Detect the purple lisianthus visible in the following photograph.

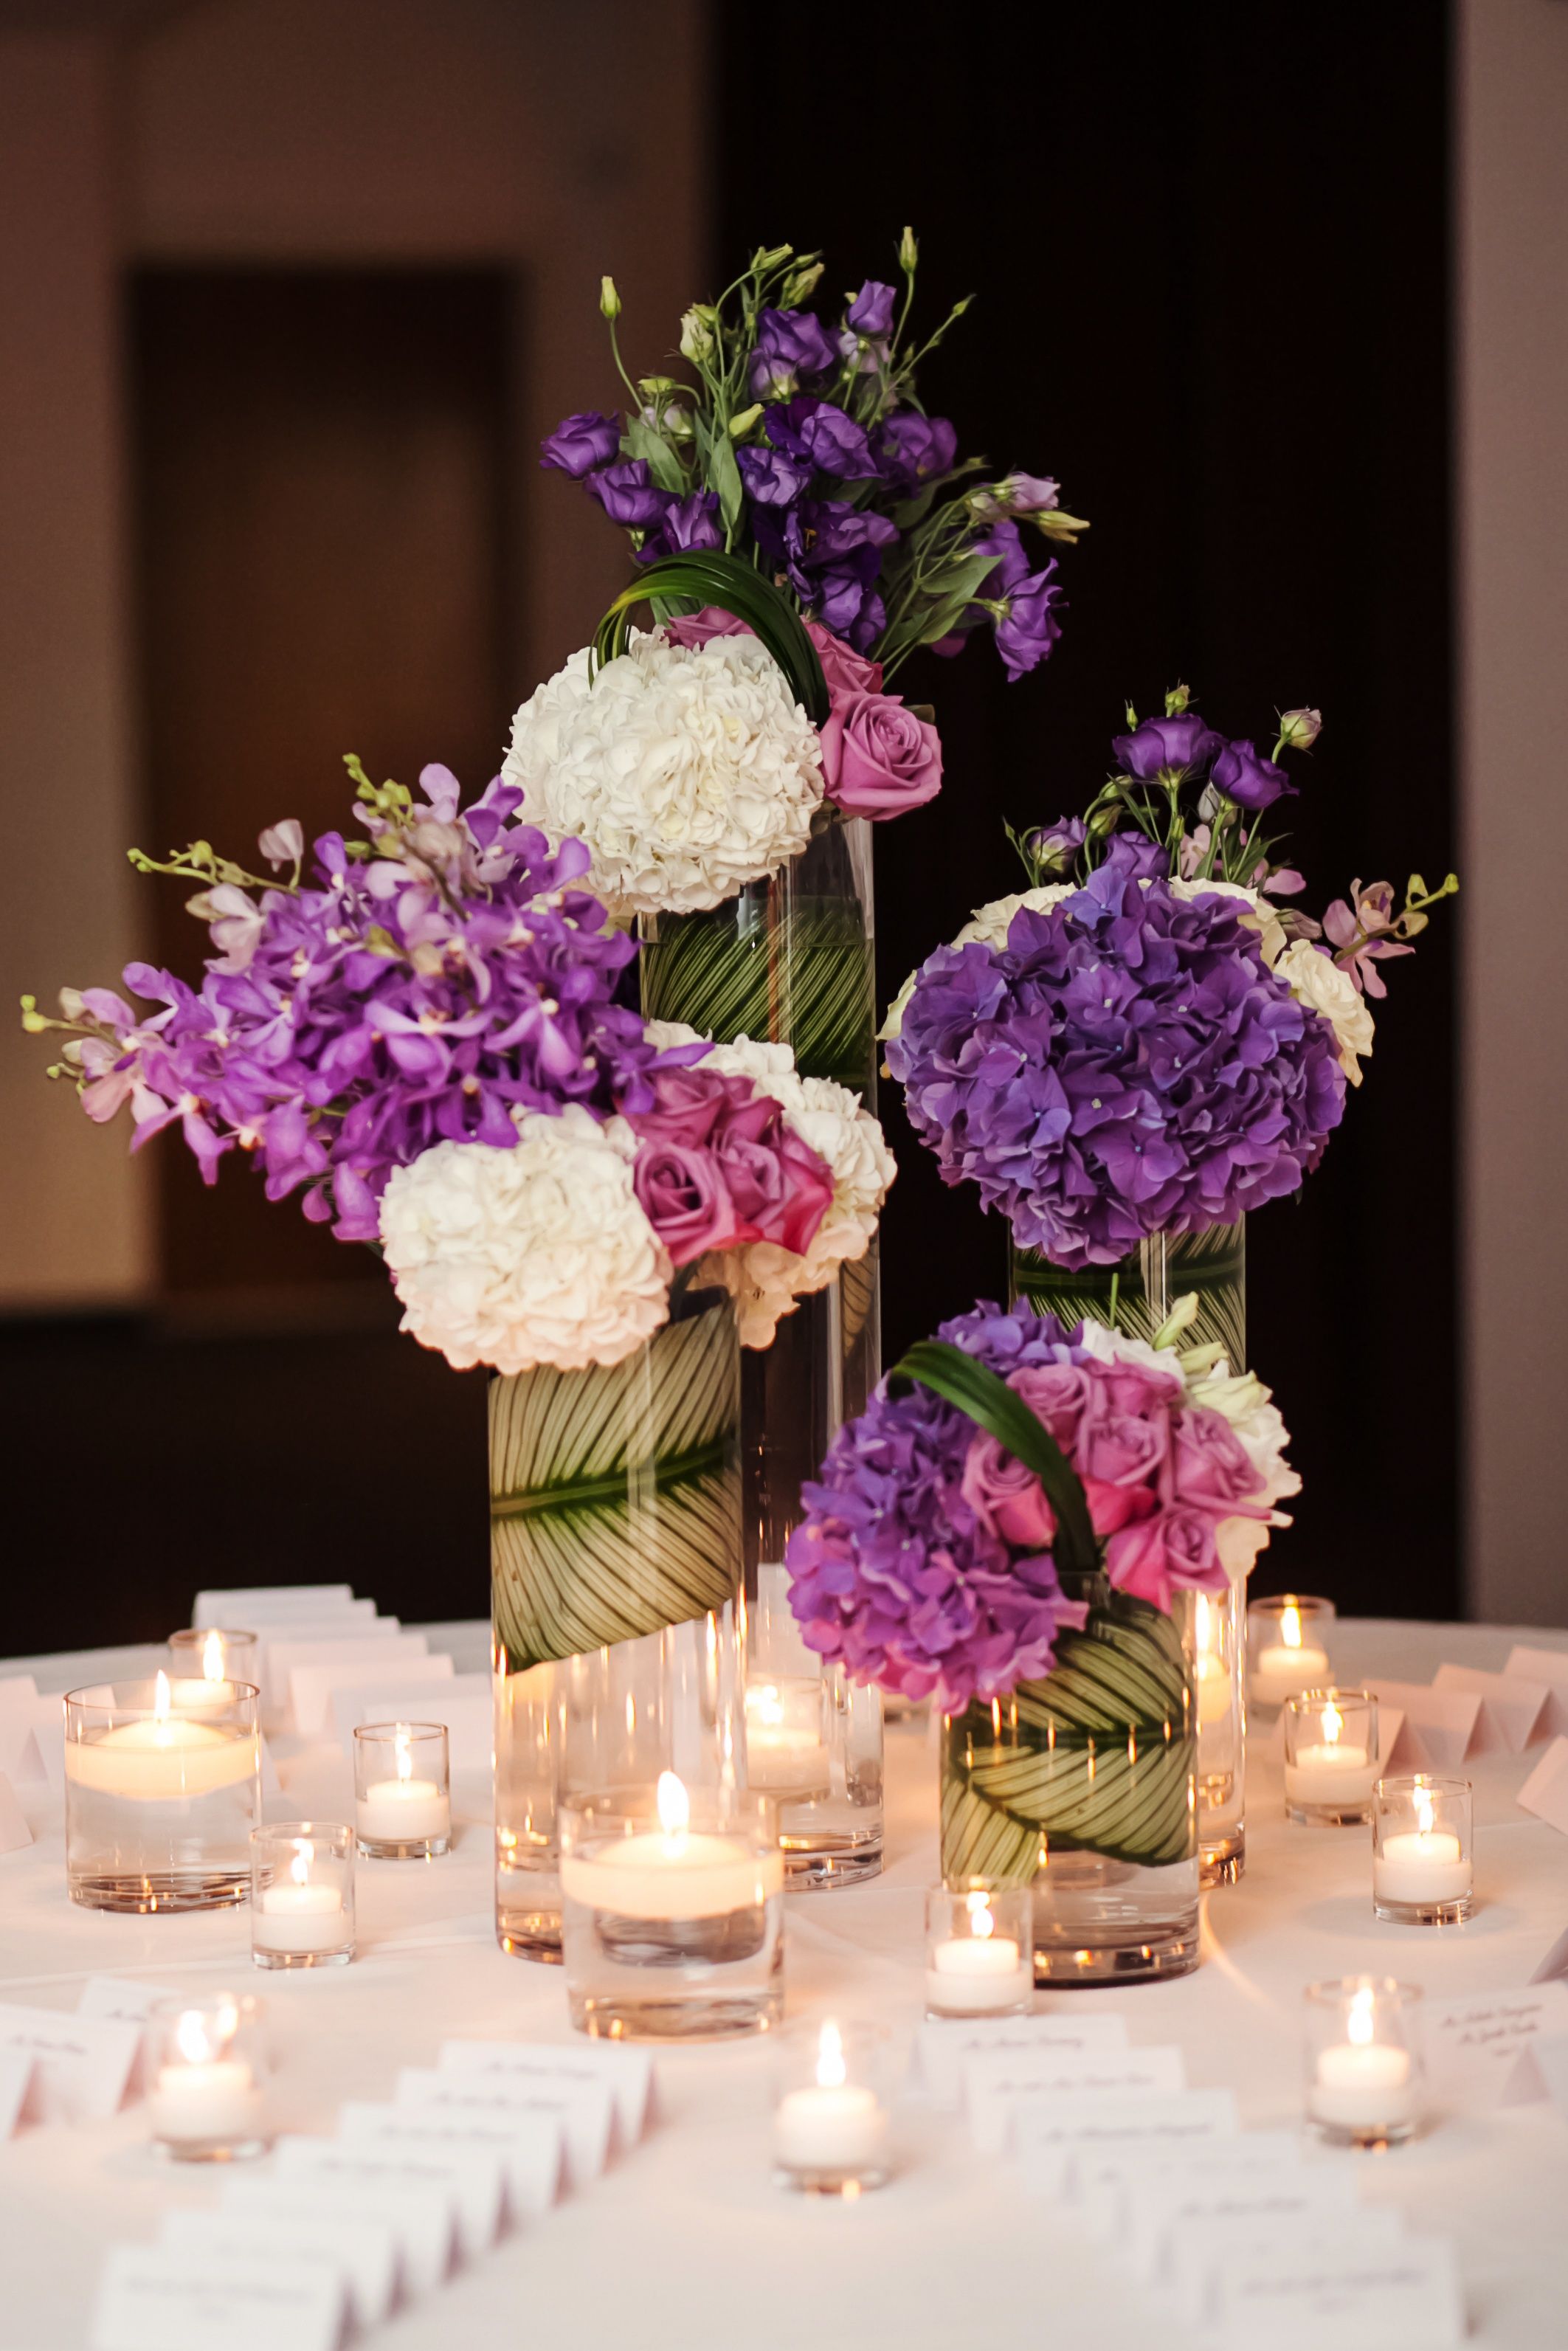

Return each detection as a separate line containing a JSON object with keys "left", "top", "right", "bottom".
{"left": 736, "top": 443, "right": 813, "bottom": 507}
{"left": 992, "top": 556, "right": 1065, "bottom": 680}
{"left": 747, "top": 306, "right": 839, "bottom": 398}
{"left": 640, "top": 490, "right": 722, "bottom": 558}
{"left": 584, "top": 459, "right": 670, "bottom": 529}
{"left": 886, "top": 837, "right": 1347, "bottom": 1266}
{"left": 1112, "top": 714, "right": 1225, "bottom": 779}
{"left": 539, "top": 410, "right": 621, "bottom": 478}
{"left": 877, "top": 410, "right": 959, "bottom": 491}
{"left": 1211, "top": 737, "right": 1296, "bottom": 812}
{"left": 846, "top": 280, "right": 898, "bottom": 338}
{"left": 971, "top": 473, "right": 1061, "bottom": 522}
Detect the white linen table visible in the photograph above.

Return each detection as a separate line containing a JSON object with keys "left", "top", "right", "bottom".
{"left": 2, "top": 1617, "right": 1567, "bottom": 2349}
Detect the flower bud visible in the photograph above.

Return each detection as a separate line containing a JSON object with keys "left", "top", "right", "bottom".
{"left": 1277, "top": 706, "right": 1322, "bottom": 750}
{"left": 753, "top": 244, "right": 794, "bottom": 272}
{"left": 1164, "top": 683, "right": 1191, "bottom": 715}
{"left": 678, "top": 306, "right": 714, "bottom": 363}
{"left": 781, "top": 260, "right": 823, "bottom": 307}
{"left": 1088, "top": 804, "right": 1122, "bottom": 838}
{"left": 899, "top": 224, "right": 919, "bottom": 273}
{"left": 599, "top": 275, "right": 622, "bottom": 323}
{"left": 728, "top": 402, "right": 764, "bottom": 439}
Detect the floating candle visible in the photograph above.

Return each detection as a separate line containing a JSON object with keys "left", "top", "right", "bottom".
{"left": 63, "top": 1671, "right": 258, "bottom": 1801}
{"left": 561, "top": 1771, "right": 781, "bottom": 1919}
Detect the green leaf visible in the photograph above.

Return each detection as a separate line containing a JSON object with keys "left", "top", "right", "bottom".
{"left": 889, "top": 1339, "right": 1099, "bottom": 1575}
{"left": 880, "top": 548, "right": 1001, "bottom": 661}
{"left": 623, "top": 415, "right": 687, "bottom": 494}
{"left": 890, "top": 483, "right": 939, "bottom": 531}
{"left": 708, "top": 432, "right": 745, "bottom": 532}
{"left": 594, "top": 550, "right": 829, "bottom": 726}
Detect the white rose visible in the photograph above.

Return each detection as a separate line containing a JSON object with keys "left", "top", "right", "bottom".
{"left": 1169, "top": 876, "right": 1288, "bottom": 969}
{"left": 1274, "top": 938, "right": 1375, "bottom": 1084}
{"left": 379, "top": 1106, "right": 670, "bottom": 1375}
{"left": 880, "top": 883, "right": 1077, "bottom": 1043}
{"left": 502, "top": 633, "right": 823, "bottom": 918}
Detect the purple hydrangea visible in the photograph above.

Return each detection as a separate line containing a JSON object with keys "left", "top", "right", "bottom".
{"left": 784, "top": 1304, "right": 1089, "bottom": 1708}
{"left": 885, "top": 837, "right": 1347, "bottom": 1266}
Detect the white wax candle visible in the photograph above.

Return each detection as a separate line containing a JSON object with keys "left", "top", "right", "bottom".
{"left": 925, "top": 1936, "right": 1032, "bottom": 2016}
{"left": 255, "top": 1882, "right": 349, "bottom": 1954}
{"left": 1374, "top": 1829, "right": 1470, "bottom": 1906}
{"left": 562, "top": 1830, "right": 782, "bottom": 1921}
{"left": 773, "top": 2082, "right": 887, "bottom": 2172}
{"left": 151, "top": 2058, "right": 264, "bottom": 2146}
{"left": 1285, "top": 1742, "right": 1376, "bottom": 1807}
{"left": 1195, "top": 1652, "right": 1232, "bottom": 1727}
{"left": 356, "top": 1778, "right": 449, "bottom": 1845}
{"left": 1309, "top": 2040, "right": 1416, "bottom": 2129}
{"left": 65, "top": 1716, "right": 258, "bottom": 1801}
{"left": 1251, "top": 1642, "right": 1330, "bottom": 1701}
{"left": 745, "top": 1679, "right": 830, "bottom": 1795}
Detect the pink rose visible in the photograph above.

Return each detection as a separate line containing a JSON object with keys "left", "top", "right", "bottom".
{"left": 663, "top": 606, "right": 753, "bottom": 652}
{"left": 804, "top": 619, "right": 883, "bottom": 699}
{"left": 632, "top": 1142, "right": 739, "bottom": 1266}
{"left": 960, "top": 1429, "right": 1057, "bottom": 1550}
{"left": 626, "top": 1066, "right": 833, "bottom": 1257}
{"left": 1106, "top": 1506, "right": 1227, "bottom": 1617}
{"left": 1007, "top": 1362, "right": 1092, "bottom": 1450}
{"left": 817, "top": 690, "right": 943, "bottom": 819}
{"left": 1083, "top": 1357, "right": 1184, "bottom": 1420}
{"left": 1165, "top": 1406, "right": 1266, "bottom": 1516}
{"left": 1077, "top": 1410, "right": 1168, "bottom": 1533}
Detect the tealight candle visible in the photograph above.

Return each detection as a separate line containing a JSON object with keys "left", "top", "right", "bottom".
{"left": 1283, "top": 1689, "right": 1379, "bottom": 1823}
{"left": 1372, "top": 1775, "right": 1473, "bottom": 1922}
{"left": 1247, "top": 1595, "right": 1334, "bottom": 1707}
{"left": 166, "top": 1627, "right": 258, "bottom": 1710}
{"left": 924, "top": 1882, "right": 1033, "bottom": 2017}
{"left": 745, "top": 1678, "right": 831, "bottom": 1796}
{"left": 773, "top": 2021, "right": 890, "bottom": 2192}
{"left": 353, "top": 1721, "right": 451, "bottom": 1857}
{"left": 1304, "top": 1978, "right": 1425, "bottom": 2147}
{"left": 250, "top": 1822, "right": 355, "bottom": 1967}
{"left": 148, "top": 1995, "right": 269, "bottom": 2161}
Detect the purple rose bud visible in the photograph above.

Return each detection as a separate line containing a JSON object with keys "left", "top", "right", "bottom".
{"left": 584, "top": 459, "right": 671, "bottom": 529}
{"left": 1111, "top": 714, "right": 1226, "bottom": 779}
{"left": 1211, "top": 737, "right": 1297, "bottom": 812}
{"left": 846, "top": 279, "right": 898, "bottom": 338}
{"left": 539, "top": 410, "right": 622, "bottom": 478}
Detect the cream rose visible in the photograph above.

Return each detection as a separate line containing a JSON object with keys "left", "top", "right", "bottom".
{"left": 1274, "top": 938, "right": 1375, "bottom": 1084}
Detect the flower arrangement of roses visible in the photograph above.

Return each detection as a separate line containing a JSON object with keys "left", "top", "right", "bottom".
{"left": 21, "top": 759, "right": 894, "bottom": 1373}
{"left": 784, "top": 1296, "right": 1297, "bottom": 1712}
{"left": 883, "top": 688, "right": 1457, "bottom": 1268}
{"left": 508, "top": 232, "right": 1086, "bottom": 917}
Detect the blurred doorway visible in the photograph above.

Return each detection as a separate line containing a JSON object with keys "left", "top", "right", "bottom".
{"left": 129, "top": 267, "right": 517, "bottom": 1308}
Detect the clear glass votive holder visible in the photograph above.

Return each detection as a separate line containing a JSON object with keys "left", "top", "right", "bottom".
{"left": 353, "top": 1721, "right": 451, "bottom": 1859}
{"left": 63, "top": 1674, "right": 260, "bottom": 1912}
{"left": 1246, "top": 1593, "right": 1336, "bottom": 1709}
{"left": 166, "top": 1627, "right": 259, "bottom": 1703}
{"left": 560, "top": 1777, "right": 783, "bottom": 2040}
{"left": 1303, "top": 1976, "right": 1426, "bottom": 2149}
{"left": 148, "top": 1992, "right": 270, "bottom": 2161}
{"left": 249, "top": 1820, "right": 355, "bottom": 1968}
{"left": 1283, "top": 1688, "right": 1380, "bottom": 1825}
{"left": 1372, "top": 1774, "right": 1474, "bottom": 1924}
{"left": 1193, "top": 1583, "right": 1246, "bottom": 1885}
{"left": 773, "top": 2019, "right": 891, "bottom": 2195}
{"left": 925, "top": 1882, "right": 1034, "bottom": 2018}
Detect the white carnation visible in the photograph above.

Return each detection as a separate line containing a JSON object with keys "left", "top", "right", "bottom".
{"left": 1274, "top": 937, "right": 1375, "bottom": 1085}
{"left": 502, "top": 633, "right": 823, "bottom": 918}
{"left": 1169, "top": 876, "right": 1288, "bottom": 968}
{"left": 379, "top": 1106, "right": 671, "bottom": 1375}
{"left": 880, "top": 883, "right": 1077, "bottom": 1043}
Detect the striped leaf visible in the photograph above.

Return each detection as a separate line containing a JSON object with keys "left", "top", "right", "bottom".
{"left": 593, "top": 550, "right": 830, "bottom": 726}
{"left": 489, "top": 1297, "right": 742, "bottom": 1674}
{"left": 940, "top": 1589, "right": 1197, "bottom": 1879}
{"left": 1012, "top": 1221, "right": 1246, "bottom": 1365}
{"left": 640, "top": 894, "right": 876, "bottom": 1096}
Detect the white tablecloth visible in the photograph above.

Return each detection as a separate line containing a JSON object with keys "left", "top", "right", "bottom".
{"left": 3, "top": 1618, "right": 1567, "bottom": 2350}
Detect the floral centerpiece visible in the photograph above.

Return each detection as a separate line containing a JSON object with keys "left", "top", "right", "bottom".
{"left": 784, "top": 1294, "right": 1297, "bottom": 1976}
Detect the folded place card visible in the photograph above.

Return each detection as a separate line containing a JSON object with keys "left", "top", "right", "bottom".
{"left": 436, "top": 2038, "right": 655, "bottom": 2142}
{"left": 0, "top": 1718, "right": 45, "bottom": 1786}
{"left": 0, "top": 1771, "right": 32, "bottom": 1853}
{"left": 1205, "top": 2233, "right": 1463, "bottom": 2349}
{"left": 0, "top": 1673, "right": 39, "bottom": 1705}
{"left": 967, "top": 2046, "right": 1185, "bottom": 2155}
{"left": 913, "top": 2012, "right": 1130, "bottom": 2108}
{"left": 221, "top": 2172, "right": 455, "bottom": 2299}
{"left": 77, "top": 1978, "right": 179, "bottom": 2100}
{"left": 1361, "top": 1679, "right": 1482, "bottom": 1770}
{"left": 1130, "top": 2162, "right": 1361, "bottom": 2284}
{"left": 159, "top": 2209, "right": 397, "bottom": 2332}
{"left": 1517, "top": 1738, "right": 1568, "bottom": 1836}
{"left": 396, "top": 2066, "right": 614, "bottom": 2189}
{"left": 1081, "top": 2130, "right": 1305, "bottom": 2237}
{"left": 1504, "top": 1644, "right": 1568, "bottom": 1737}
{"left": 1, "top": 1689, "right": 61, "bottom": 1786}
{"left": 91, "top": 2247, "right": 347, "bottom": 2351}
{"left": 1433, "top": 1662, "right": 1550, "bottom": 1753}
{"left": 1424, "top": 1981, "right": 1568, "bottom": 2106}
{"left": 0, "top": 2049, "right": 32, "bottom": 2139}
{"left": 334, "top": 1677, "right": 492, "bottom": 1775}
{"left": 288, "top": 1647, "right": 451, "bottom": 1739}
{"left": 1012, "top": 2087, "right": 1240, "bottom": 2194}
{"left": 272, "top": 2133, "right": 502, "bottom": 2262}
{"left": 336, "top": 2102, "right": 564, "bottom": 2222}
{"left": 1530, "top": 1921, "right": 1568, "bottom": 1984}
{"left": 193, "top": 1584, "right": 364, "bottom": 1623}
{"left": 264, "top": 1626, "right": 417, "bottom": 1721}
{"left": 0, "top": 2001, "right": 142, "bottom": 2123}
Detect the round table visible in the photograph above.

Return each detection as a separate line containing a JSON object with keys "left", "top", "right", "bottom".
{"left": 3, "top": 1616, "right": 1566, "bottom": 2348}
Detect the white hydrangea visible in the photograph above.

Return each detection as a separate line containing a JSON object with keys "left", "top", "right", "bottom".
{"left": 378, "top": 1105, "right": 671, "bottom": 1375}
{"left": 502, "top": 633, "right": 823, "bottom": 919}
{"left": 1169, "top": 876, "right": 1288, "bottom": 968}
{"left": 1274, "top": 937, "right": 1375, "bottom": 1085}
{"left": 648, "top": 1024, "right": 897, "bottom": 1347}
{"left": 879, "top": 883, "right": 1077, "bottom": 1043}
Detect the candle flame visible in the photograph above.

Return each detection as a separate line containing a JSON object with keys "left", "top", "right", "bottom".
{"left": 965, "top": 1889, "right": 996, "bottom": 1941}
{"left": 394, "top": 1729, "right": 412, "bottom": 1784}
{"left": 1415, "top": 1784, "right": 1435, "bottom": 1837}
{"left": 1347, "top": 1986, "right": 1375, "bottom": 2046}
{"left": 749, "top": 1683, "right": 784, "bottom": 1730}
{"left": 201, "top": 1632, "right": 225, "bottom": 1682}
{"left": 1280, "top": 1603, "right": 1302, "bottom": 1651}
{"left": 289, "top": 1842, "right": 312, "bottom": 1888}
{"left": 816, "top": 2020, "right": 846, "bottom": 2091}
{"left": 1322, "top": 1700, "right": 1344, "bottom": 1747}
{"left": 656, "top": 1770, "right": 689, "bottom": 1844}
{"left": 174, "top": 2009, "right": 213, "bottom": 2066}
{"left": 1194, "top": 1593, "right": 1212, "bottom": 1651}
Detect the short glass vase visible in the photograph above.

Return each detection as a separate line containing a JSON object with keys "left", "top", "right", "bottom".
{"left": 63, "top": 1675, "right": 260, "bottom": 1913}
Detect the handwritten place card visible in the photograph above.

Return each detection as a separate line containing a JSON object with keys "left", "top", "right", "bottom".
{"left": 1012, "top": 2087, "right": 1239, "bottom": 2194}
{"left": 221, "top": 2172, "right": 454, "bottom": 2299}
{"left": 337, "top": 2101, "right": 564, "bottom": 2222}
{"left": 436, "top": 2038, "right": 655, "bottom": 2142}
{"left": 272, "top": 2133, "right": 502, "bottom": 2261}
{"left": 159, "top": 2209, "right": 397, "bottom": 2332}
{"left": 1518, "top": 1738, "right": 1568, "bottom": 1836}
{"left": 1129, "top": 2164, "right": 1360, "bottom": 2285}
{"left": 1361, "top": 1679, "right": 1482, "bottom": 1770}
{"left": 91, "top": 2247, "right": 347, "bottom": 2351}
{"left": 396, "top": 2065, "right": 614, "bottom": 2189}
{"left": 966, "top": 2045, "right": 1185, "bottom": 2155}
{"left": 913, "top": 2012, "right": 1130, "bottom": 2108}
{"left": 1424, "top": 1981, "right": 1568, "bottom": 2106}
{"left": 1078, "top": 2130, "right": 1304, "bottom": 2237}
{"left": 1434, "top": 1662, "right": 1550, "bottom": 1753}
{"left": 77, "top": 1978, "right": 178, "bottom": 2100}
{"left": 0, "top": 2049, "right": 32, "bottom": 2139}
{"left": 0, "top": 1771, "right": 32, "bottom": 1854}
{"left": 0, "top": 2000, "right": 142, "bottom": 2123}
{"left": 1204, "top": 2234, "right": 1464, "bottom": 2349}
